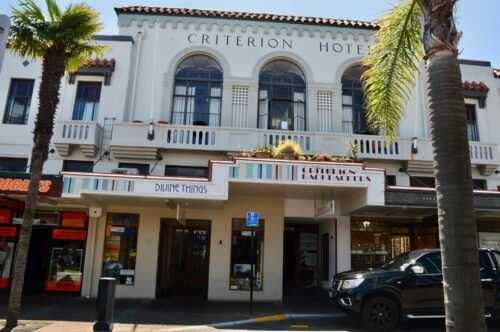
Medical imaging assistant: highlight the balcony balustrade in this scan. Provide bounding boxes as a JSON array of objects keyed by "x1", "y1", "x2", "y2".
[
  {"x1": 52, "y1": 121, "x2": 102, "y2": 157},
  {"x1": 52, "y1": 121, "x2": 499, "y2": 170}
]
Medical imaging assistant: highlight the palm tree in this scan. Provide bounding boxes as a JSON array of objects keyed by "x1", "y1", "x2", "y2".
[
  {"x1": 4, "y1": 0, "x2": 104, "y2": 328},
  {"x1": 362, "y1": 0, "x2": 486, "y2": 330}
]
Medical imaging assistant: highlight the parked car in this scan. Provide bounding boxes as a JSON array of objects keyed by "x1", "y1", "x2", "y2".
[{"x1": 329, "y1": 248, "x2": 500, "y2": 331}]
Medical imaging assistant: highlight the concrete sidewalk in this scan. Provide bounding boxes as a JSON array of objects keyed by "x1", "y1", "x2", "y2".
[{"x1": 0, "y1": 289, "x2": 342, "y2": 331}]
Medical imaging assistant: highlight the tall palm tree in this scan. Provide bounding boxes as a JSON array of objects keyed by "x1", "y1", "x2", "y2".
[
  {"x1": 362, "y1": 0, "x2": 486, "y2": 330},
  {"x1": 4, "y1": 0, "x2": 104, "y2": 328}
]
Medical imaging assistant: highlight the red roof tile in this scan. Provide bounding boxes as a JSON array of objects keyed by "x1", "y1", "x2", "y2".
[
  {"x1": 463, "y1": 81, "x2": 489, "y2": 92},
  {"x1": 494, "y1": 69, "x2": 500, "y2": 78},
  {"x1": 83, "y1": 58, "x2": 116, "y2": 69},
  {"x1": 114, "y1": 6, "x2": 379, "y2": 29}
]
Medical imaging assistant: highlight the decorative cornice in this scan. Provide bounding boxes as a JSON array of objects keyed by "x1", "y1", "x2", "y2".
[
  {"x1": 115, "y1": 6, "x2": 378, "y2": 29},
  {"x1": 117, "y1": 14, "x2": 374, "y2": 42}
]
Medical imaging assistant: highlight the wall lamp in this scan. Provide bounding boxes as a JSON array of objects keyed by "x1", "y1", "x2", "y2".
[
  {"x1": 147, "y1": 120, "x2": 155, "y2": 140},
  {"x1": 411, "y1": 137, "x2": 418, "y2": 154}
]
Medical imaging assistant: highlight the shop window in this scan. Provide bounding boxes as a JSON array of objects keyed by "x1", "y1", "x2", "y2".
[
  {"x1": 72, "y1": 82, "x2": 102, "y2": 121},
  {"x1": 258, "y1": 60, "x2": 306, "y2": 131},
  {"x1": 386, "y1": 175, "x2": 396, "y2": 186},
  {"x1": 3, "y1": 79, "x2": 34, "y2": 125},
  {"x1": 0, "y1": 157, "x2": 28, "y2": 172},
  {"x1": 0, "y1": 226, "x2": 17, "y2": 289},
  {"x1": 230, "y1": 218, "x2": 264, "y2": 291},
  {"x1": 62, "y1": 160, "x2": 94, "y2": 172},
  {"x1": 172, "y1": 55, "x2": 222, "y2": 127},
  {"x1": 102, "y1": 213, "x2": 139, "y2": 285},
  {"x1": 118, "y1": 163, "x2": 149, "y2": 175},
  {"x1": 164, "y1": 165, "x2": 208, "y2": 178},
  {"x1": 472, "y1": 179, "x2": 487, "y2": 190},
  {"x1": 409, "y1": 176, "x2": 435, "y2": 188},
  {"x1": 465, "y1": 104, "x2": 479, "y2": 141}
]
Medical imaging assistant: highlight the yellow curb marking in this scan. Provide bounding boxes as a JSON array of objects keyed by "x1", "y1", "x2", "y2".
[
  {"x1": 290, "y1": 324, "x2": 309, "y2": 329},
  {"x1": 251, "y1": 314, "x2": 287, "y2": 323}
]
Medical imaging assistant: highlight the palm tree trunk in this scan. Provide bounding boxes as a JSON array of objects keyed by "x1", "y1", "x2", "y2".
[
  {"x1": 417, "y1": 1, "x2": 487, "y2": 329},
  {"x1": 5, "y1": 49, "x2": 65, "y2": 329},
  {"x1": 427, "y1": 49, "x2": 487, "y2": 332}
]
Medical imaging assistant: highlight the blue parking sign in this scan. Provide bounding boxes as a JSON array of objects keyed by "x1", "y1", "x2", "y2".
[{"x1": 246, "y1": 211, "x2": 259, "y2": 227}]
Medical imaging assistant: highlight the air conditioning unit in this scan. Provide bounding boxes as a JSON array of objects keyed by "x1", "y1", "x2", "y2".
[{"x1": 111, "y1": 168, "x2": 139, "y2": 175}]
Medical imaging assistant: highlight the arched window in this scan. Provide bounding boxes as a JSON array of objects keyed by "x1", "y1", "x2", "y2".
[
  {"x1": 172, "y1": 55, "x2": 223, "y2": 126},
  {"x1": 341, "y1": 65, "x2": 376, "y2": 135},
  {"x1": 258, "y1": 60, "x2": 306, "y2": 131}
]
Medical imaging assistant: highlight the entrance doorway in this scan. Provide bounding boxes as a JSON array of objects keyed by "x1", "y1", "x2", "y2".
[
  {"x1": 283, "y1": 222, "x2": 319, "y2": 296},
  {"x1": 156, "y1": 219, "x2": 211, "y2": 299}
]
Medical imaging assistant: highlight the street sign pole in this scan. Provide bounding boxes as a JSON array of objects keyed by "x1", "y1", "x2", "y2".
[
  {"x1": 250, "y1": 228, "x2": 254, "y2": 315},
  {"x1": 246, "y1": 211, "x2": 259, "y2": 316}
]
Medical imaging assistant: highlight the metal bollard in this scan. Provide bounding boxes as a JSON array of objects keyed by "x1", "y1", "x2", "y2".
[{"x1": 93, "y1": 277, "x2": 116, "y2": 332}]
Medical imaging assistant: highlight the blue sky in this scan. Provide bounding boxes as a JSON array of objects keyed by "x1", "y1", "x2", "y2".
[{"x1": 1, "y1": 0, "x2": 499, "y2": 68}]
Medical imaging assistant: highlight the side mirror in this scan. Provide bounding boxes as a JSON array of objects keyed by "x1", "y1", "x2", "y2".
[{"x1": 410, "y1": 265, "x2": 425, "y2": 274}]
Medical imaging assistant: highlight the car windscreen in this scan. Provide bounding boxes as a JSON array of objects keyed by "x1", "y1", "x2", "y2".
[{"x1": 380, "y1": 251, "x2": 429, "y2": 270}]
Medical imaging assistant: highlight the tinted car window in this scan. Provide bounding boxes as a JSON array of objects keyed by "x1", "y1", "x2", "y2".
[{"x1": 417, "y1": 252, "x2": 442, "y2": 274}]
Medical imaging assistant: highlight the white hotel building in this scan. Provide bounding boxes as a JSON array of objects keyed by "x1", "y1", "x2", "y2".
[{"x1": 0, "y1": 6, "x2": 499, "y2": 301}]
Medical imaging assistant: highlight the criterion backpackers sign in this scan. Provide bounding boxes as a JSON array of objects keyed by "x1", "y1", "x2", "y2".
[{"x1": 0, "y1": 172, "x2": 63, "y2": 197}]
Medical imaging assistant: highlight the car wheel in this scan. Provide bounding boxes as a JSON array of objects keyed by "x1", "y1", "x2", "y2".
[{"x1": 361, "y1": 296, "x2": 400, "y2": 331}]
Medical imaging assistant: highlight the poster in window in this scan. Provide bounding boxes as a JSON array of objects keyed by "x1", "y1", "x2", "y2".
[
  {"x1": 478, "y1": 232, "x2": 500, "y2": 251},
  {"x1": 46, "y1": 247, "x2": 83, "y2": 292},
  {"x1": 0, "y1": 242, "x2": 15, "y2": 288}
]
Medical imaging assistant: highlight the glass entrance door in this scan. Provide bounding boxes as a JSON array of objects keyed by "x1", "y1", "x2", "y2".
[{"x1": 157, "y1": 221, "x2": 210, "y2": 299}]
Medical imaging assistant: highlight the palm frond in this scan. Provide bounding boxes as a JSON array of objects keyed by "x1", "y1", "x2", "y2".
[
  {"x1": 361, "y1": 0, "x2": 423, "y2": 141},
  {"x1": 9, "y1": 0, "x2": 104, "y2": 69},
  {"x1": 45, "y1": 0, "x2": 61, "y2": 22}
]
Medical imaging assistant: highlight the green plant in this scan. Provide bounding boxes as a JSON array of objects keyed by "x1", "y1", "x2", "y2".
[
  {"x1": 345, "y1": 142, "x2": 362, "y2": 162},
  {"x1": 312, "y1": 153, "x2": 334, "y2": 162},
  {"x1": 272, "y1": 140, "x2": 303, "y2": 158},
  {"x1": 252, "y1": 145, "x2": 274, "y2": 153}
]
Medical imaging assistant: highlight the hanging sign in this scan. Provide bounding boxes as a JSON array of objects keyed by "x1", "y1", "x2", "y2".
[{"x1": 246, "y1": 211, "x2": 259, "y2": 227}]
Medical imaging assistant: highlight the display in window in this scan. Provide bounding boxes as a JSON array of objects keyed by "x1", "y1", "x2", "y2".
[
  {"x1": 0, "y1": 242, "x2": 15, "y2": 289},
  {"x1": 0, "y1": 226, "x2": 17, "y2": 289},
  {"x1": 229, "y1": 218, "x2": 264, "y2": 291},
  {"x1": 102, "y1": 213, "x2": 139, "y2": 285},
  {"x1": 46, "y1": 247, "x2": 83, "y2": 292}
]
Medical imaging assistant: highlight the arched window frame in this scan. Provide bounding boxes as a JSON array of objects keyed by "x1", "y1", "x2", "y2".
[
  {"x1": 171, "y1": 55, "x2": 223, "y2": 127},
  {"x1": 258, "y1": 60, "x2": 306, "y2": 131},
  {"x1": 341, "y1": 65, "x2": 377, "y2": 135}
]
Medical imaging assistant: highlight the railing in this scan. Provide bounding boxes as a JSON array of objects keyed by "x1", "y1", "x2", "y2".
[
  {"x1": 109, "y1": 123, "x2": 411, "y2": 160},
  {"x1": 100, "y1": 122, "x2": 499, "y2": 164},
  {"x1": 469, "y1": 141, "x2": 496, "y2": 163},
  {"x1": 53, "y1": 121, "x2": 102, "y2": 145}
]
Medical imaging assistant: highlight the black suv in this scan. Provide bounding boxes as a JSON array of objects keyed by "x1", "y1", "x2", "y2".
[{"x1": 329, "y1": 248, "x2": 500, "y2": 331}]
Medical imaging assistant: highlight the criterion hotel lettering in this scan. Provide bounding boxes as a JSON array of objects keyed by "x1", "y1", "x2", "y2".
[
  {"x1": 301, "y1": 167, "x2": 371, "y2": 182},
  {"x1": 319, "y1": 42, "x2": 365, "y2": 55},
  {"x1": 188, "y1": 33, "x2": 293, "y2": 50},
  {"x1": 154, "y1": 183, "x2": 208, "y2": 194},
  {"x1": 0, "y1": 178, "x2": 52, "y2": 193}
]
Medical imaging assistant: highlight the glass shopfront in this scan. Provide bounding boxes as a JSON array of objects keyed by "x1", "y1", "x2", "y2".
[
  {"x1": 230, "y1": 218, "x2": 264, "y2": 291},
  {"x1": 0, "y1": 209, "x2": 88, "y2": 294},
  {"x1": 478, "y1": 219, "x2": 500, "y2": 250},
  {"x1": 351, "y1": 220, "x2": 438, "y2": 270},
  {"x1": 102, "y1": 213, "x2": 139, "y2": 285}
]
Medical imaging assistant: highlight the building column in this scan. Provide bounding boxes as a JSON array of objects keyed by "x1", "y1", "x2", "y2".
[
  {"x1": 334, "y1": 199, "x2": 351, "y2": 273},
  {"x1": 81, "y1": 208, "x2": 102, "y2": 297}
]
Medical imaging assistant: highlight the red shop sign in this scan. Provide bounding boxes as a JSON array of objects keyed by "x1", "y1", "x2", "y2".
[
  {"x1": 52, "y1": 229, "x2": 87, "y2": 241},
  {"x1": 0, "y1": 209, "x2": 11, "y2": 224},
  {"x1": 61, "y1": 212, "x2": 87, "y2": 228},
  {"x1": 0, "y1": 226, "x2": 17, "y2": 237}
]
